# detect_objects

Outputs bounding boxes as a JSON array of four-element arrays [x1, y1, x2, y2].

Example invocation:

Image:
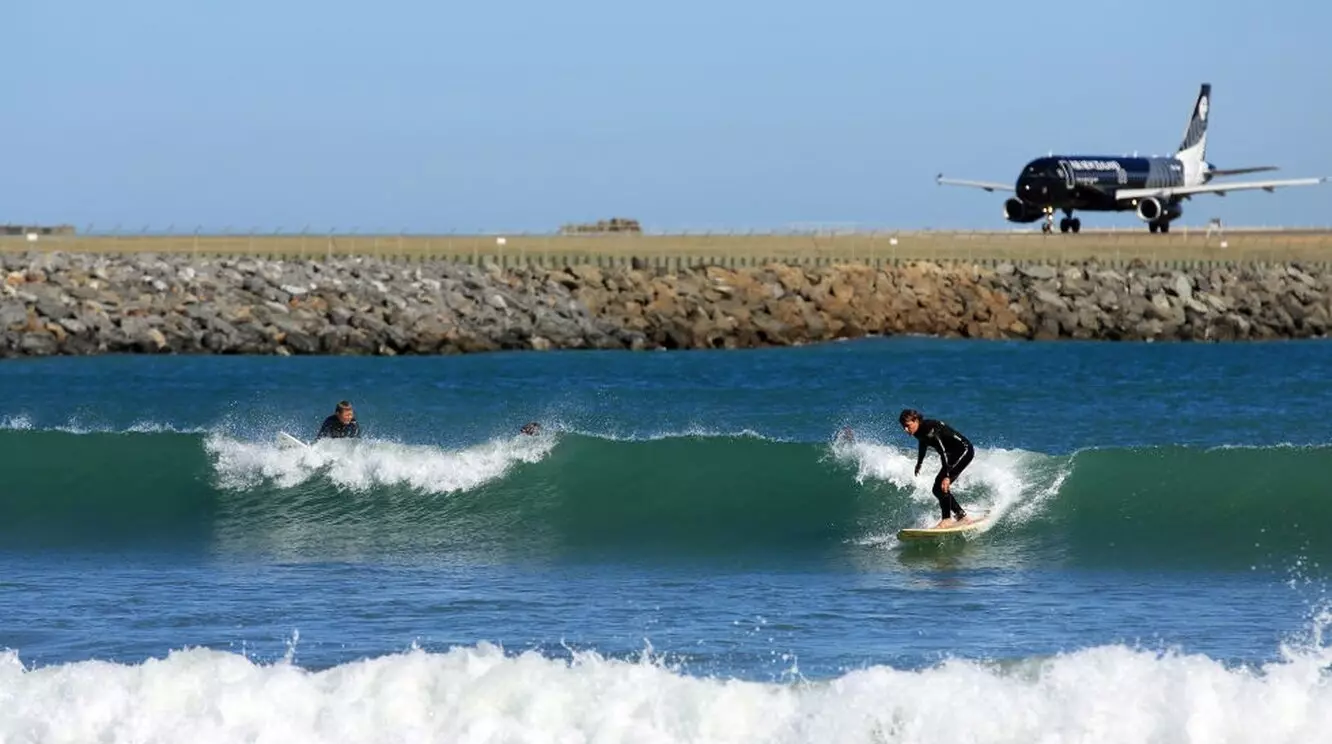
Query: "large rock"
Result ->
[[1170, 273, 1194, 302], [1018, 264, 1057, 280], [1, 303, 29, 331], [20, 331, 59, 356]]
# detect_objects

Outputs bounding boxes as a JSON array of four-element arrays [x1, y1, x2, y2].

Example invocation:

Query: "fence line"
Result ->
[[3, 231, 1332, 271]]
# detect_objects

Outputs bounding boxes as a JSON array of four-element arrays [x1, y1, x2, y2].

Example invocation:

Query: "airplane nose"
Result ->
[[1016, 174, 1059, 201]]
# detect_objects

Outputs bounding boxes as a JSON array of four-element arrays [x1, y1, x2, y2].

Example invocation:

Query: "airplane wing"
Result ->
[[1208, 166, 1278, 178], [936, 174, 1012, 193], [1116, 177, 1326, 200]]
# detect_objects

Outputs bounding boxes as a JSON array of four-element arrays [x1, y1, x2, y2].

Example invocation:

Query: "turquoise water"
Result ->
[[2, 339, 1331, 742]]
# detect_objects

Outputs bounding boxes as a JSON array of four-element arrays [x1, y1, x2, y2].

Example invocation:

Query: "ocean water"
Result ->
[[2, 338, 1331, 743]]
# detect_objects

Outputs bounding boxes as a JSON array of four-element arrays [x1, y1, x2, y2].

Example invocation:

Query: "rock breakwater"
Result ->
[[1, 252, 1327, 357]]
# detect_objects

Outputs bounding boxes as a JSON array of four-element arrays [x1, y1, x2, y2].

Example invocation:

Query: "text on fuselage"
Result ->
[[1066, 160, 1122, 170]]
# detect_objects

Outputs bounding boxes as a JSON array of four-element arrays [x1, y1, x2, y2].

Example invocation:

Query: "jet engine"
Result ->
[[1135, 197, 1182, 223], [1003, 198, 1044, 223]]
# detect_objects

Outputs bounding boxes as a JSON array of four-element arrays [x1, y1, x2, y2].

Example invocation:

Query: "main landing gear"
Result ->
[[1041, 208, 1081, 234], [1147, 220, 1171, 234]]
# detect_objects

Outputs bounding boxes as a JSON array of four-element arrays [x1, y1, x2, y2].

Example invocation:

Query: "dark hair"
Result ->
[[336, 400, 353, 411], [898, 409, 921, 426]]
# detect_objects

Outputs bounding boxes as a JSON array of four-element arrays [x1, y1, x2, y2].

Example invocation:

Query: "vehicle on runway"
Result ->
[[937, 84, 1327, 234]]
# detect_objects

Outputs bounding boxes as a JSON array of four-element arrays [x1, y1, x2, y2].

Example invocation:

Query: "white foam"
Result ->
[[2, 625, 1329, 744], [0, 415, 205, 435], [124, 421, 206, 434], [566, 425, 786, 443], [830, 438, 1069, 542], [204, 431, 556, 495], [1206, 442, 1332, 452], [0, 414, 33, 430]]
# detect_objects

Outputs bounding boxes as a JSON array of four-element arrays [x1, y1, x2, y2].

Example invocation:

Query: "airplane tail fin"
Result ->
[[1176, 83, 1210, 171]]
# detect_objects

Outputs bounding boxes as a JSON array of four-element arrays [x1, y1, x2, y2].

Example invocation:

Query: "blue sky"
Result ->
[[5, 0, 1329, 233]]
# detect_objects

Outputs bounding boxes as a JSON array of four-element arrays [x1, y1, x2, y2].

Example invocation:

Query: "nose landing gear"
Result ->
[[1042, 208, 1081, 234]]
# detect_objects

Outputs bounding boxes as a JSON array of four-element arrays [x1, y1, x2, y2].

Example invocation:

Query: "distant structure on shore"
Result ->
[[1, 224, 75, 236], [558, 217, 642, 235]]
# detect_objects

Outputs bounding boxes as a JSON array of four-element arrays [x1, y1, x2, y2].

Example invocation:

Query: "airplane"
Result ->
[[936, 84, 1327, 234]]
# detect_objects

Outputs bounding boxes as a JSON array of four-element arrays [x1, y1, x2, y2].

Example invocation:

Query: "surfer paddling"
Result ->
[[900, 409, 976, 529], [316, 400, 361, 441]]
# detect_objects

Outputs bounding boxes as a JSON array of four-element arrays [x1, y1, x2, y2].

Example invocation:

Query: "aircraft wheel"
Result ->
[[1059, 218, 1070, 233], [1148, 222, 1159, 234], [1071, 218, 1081, 233]]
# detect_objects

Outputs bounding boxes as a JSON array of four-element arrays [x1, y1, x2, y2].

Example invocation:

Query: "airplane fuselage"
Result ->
[[1014, 155, 1184, 212]]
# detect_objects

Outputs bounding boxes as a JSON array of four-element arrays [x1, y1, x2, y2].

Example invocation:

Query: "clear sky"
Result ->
[[5, 0, 1329, 233]]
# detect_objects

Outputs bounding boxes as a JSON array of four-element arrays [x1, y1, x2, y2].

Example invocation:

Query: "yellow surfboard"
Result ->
[[896, 514, 989, 540]]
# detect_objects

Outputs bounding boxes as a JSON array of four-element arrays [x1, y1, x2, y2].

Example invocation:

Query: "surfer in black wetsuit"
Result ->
[[900, 409, 975, 528], [316, 400, 360, 440]]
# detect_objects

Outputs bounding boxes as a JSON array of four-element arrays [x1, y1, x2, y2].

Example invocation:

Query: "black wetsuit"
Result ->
[[316, 415, 360, 440], [912, 419, 974, 520]]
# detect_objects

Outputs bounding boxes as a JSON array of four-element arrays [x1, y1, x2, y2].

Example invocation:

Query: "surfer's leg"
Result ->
[[941, 493, 965, 521], [937, 465, 969, 524], [943, 446, 974, 520], [950, 445, 974, 479], [932, 471, 958, 522]]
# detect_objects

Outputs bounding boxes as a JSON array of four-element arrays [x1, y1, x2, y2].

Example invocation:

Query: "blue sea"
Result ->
[[2, 338, 1330, 742]]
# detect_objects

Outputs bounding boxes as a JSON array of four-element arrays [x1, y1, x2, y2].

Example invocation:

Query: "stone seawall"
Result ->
[[1, 252, 1327, 357]]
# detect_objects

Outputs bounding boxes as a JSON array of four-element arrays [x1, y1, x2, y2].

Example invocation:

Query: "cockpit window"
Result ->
[[1027, 162, 1060, 178]]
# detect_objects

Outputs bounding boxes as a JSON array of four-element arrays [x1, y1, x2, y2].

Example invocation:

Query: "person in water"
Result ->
[[520, 421, 541, 435], [900, 408, 975, 528], [316, 400, 361, 440]]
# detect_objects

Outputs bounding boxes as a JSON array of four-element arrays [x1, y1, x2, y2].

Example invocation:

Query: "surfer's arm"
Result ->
[[914, 439, 927, 475]]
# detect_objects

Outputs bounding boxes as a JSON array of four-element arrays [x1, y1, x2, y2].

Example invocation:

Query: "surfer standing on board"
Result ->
[[316, 400, 361, 440], [900, 409, 976, 529]]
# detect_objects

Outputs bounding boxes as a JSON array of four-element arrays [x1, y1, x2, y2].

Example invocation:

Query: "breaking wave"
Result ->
[[3, 607, 1330, 744], [0, 427, 1326, 570]]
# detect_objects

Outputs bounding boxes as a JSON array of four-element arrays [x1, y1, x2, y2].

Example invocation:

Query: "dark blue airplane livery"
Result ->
[[938, 84, 1326, 233]]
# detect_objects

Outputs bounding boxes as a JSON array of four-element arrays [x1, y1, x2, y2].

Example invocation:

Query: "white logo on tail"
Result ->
[[1198, 97, 1209, 122]]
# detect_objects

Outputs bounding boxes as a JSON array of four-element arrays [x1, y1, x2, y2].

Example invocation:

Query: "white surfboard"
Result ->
[[277, 431, 310, 449], [896, 513, 989, 541]]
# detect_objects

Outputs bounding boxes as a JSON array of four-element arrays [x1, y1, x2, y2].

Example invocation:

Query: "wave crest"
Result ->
[[204, 432, 556, 494]]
